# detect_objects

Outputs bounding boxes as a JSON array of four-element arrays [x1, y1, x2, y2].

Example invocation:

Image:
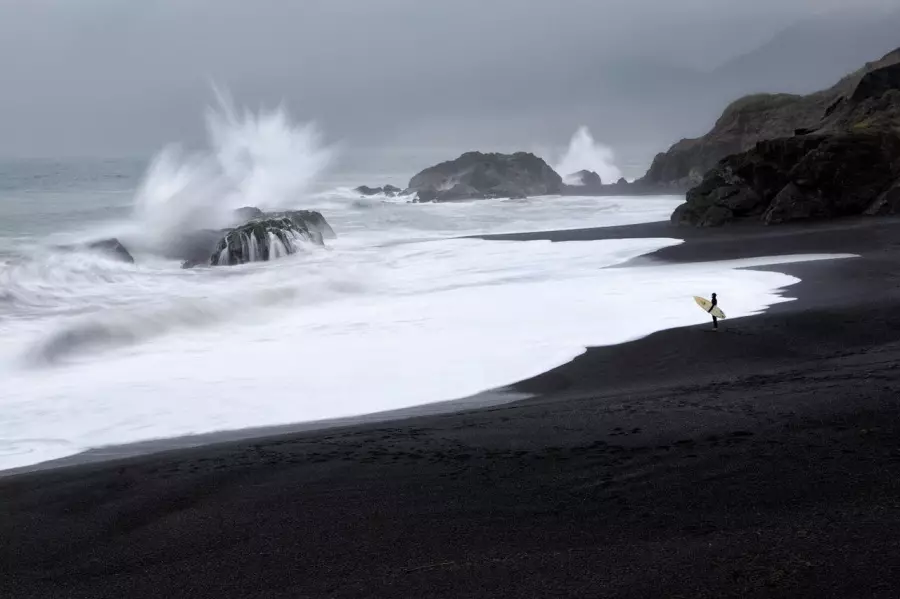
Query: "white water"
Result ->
[[129, 94, 334, 255], [0, 104, 854, 471], [555, 126, 624, 184]]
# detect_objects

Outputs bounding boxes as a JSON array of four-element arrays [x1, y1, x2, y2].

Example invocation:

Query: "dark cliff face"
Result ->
[[643, 94, 824, 188], [669, 48, 900, 227], [644, 48, 900, 190], [819, 63, 900, 135], [672, 134, 900, 226]]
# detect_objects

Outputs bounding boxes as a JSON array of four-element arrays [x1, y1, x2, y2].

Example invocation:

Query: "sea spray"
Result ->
[[128, 91, 335, 256], [554, 126, 623, 185]]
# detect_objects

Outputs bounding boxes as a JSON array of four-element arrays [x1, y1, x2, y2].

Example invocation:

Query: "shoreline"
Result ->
[[4, 217, 900, 597], [1, 389, 529, 477], [2, 217, 859, 477]]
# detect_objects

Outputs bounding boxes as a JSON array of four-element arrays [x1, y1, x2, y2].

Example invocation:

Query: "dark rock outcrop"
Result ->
[[179, 210, 334, 267], [645, 48, 900, 189], [405, 152, 562, 202], [643, 93, 817, 190], [355, 185, 402, 197], [566, 170, 603, 190], [84, 238, 135, 263], [671, 47, 900, 226], [559, 178, 673, 197], [210, 215, 314, 266], [672, 133, 900, 226], [57, 238, 135, 263]]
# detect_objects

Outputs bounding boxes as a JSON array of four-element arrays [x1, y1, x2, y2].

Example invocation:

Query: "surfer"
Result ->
[[709, 293, 718, 331]]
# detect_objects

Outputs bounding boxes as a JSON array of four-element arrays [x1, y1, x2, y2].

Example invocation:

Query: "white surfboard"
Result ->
[[694, 296, 725, 319]]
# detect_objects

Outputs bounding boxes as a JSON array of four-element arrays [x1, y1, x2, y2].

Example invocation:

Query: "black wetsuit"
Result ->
[[710, 296, 718, 329]]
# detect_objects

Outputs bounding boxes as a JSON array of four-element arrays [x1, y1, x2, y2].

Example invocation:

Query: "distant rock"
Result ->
[[559, 170, 660, 196], [559, 176, 670, 197], [672, 133, 900, 226], [84, 238, 134, 263], [566, 170, 603, 189], [405, 152, 563, 202], [355, 184, 403, 197]]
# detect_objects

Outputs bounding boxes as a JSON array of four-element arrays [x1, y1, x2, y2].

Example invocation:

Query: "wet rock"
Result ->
[[355, 185, 403, 197], [210, 217, 309, 266], [566, 170, 603, 189], [672, 133, 900, 226], [207, 210, 335, 266], [406, 151, 563, 202], [84, 238, 134, 263]]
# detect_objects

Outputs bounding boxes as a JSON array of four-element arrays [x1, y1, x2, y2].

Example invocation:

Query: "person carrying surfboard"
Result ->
[[692, 294, 725, 330]]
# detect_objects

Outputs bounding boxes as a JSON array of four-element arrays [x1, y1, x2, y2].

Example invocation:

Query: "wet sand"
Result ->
[[3, 217, 900, 598]]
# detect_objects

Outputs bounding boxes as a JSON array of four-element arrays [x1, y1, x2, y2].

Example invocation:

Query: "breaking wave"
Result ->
[[555, 126, 623, 185], [128, 90, 335, 255]]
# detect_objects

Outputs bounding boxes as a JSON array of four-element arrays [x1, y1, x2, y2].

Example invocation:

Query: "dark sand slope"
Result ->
[[4, 220, 900, 598]]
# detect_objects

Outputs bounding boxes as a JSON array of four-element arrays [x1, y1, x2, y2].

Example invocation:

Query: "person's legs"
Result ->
[[712, 315, 718, 330]]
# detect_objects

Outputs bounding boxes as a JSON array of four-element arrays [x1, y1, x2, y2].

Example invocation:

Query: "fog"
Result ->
[[0, 0, 897, 175]]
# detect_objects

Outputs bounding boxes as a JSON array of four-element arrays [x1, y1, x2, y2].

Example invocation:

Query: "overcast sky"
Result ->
[[0, 0, 897, 174]]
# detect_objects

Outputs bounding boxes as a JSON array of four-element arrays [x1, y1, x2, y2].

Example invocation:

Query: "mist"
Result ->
[[0, 0, 898, 177]]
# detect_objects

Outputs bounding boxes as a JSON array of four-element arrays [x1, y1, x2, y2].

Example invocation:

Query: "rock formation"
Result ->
[[355, 185, 403, 197], [646, 48, 900, 191], [404, 152, 562, 202], [210, 217, 308, 266], [671, 47, 900, 226], [566, 170, 603, 190], [83, 238, 135, 263], [181, 209, 335, 267], [672, 134, 900, 226]]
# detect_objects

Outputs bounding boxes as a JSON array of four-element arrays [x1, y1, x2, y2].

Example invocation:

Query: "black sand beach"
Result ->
[[4, 218, 900, 598]]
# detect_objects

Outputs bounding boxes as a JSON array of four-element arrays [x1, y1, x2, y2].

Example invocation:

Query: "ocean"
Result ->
[[0, 105, 824, 471]]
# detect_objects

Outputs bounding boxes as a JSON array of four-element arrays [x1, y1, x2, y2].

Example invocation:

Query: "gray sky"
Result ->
[[0, 0, 897, 174]]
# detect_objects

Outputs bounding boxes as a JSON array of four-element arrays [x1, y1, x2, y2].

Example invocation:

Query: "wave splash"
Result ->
[[129, 90, 335, 255], [554, 126, 623, 185]]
